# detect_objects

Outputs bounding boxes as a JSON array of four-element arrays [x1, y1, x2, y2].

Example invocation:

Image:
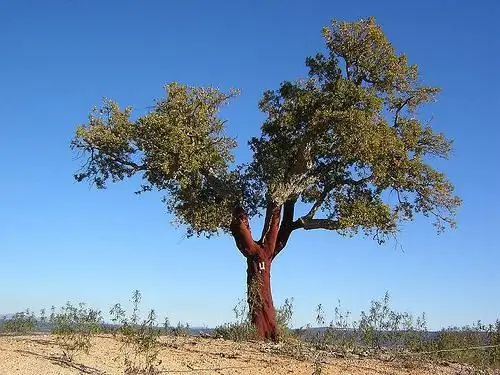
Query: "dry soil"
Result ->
[[0, 334, 475, 375]]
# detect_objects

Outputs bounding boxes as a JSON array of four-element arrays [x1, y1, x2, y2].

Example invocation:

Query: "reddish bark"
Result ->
[[229, 204, 294, 341], [246, 250, 277, 341]]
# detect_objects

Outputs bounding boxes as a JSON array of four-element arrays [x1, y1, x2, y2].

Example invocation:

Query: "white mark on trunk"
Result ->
[[259, 261, 265, 271]]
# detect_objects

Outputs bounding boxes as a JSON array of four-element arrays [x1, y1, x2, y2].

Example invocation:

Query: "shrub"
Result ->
[[2, 309, 37, 334], [430, 320, 500, 370], [276, 298, 295, 339], [50, 302, 102, 362], [358, 292, 427, 351], [316, 300, 357, 354], [214, 297, 296, 342], [169, 321, 190, 337], [110, 290, 163, 375], [213, 298, 256, 341]]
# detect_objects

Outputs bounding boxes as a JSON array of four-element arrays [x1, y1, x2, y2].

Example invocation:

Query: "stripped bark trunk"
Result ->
[[246, 250, 277, 340], [230, 204, 295, 341]]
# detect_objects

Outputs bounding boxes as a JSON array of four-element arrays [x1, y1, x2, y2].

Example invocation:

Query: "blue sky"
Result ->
[[0, 0, 498, 330]]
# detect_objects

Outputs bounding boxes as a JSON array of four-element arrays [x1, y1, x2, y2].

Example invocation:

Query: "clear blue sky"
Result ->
[[1, 0, 498, 330]]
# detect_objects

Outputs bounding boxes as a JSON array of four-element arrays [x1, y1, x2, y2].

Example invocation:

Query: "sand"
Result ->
[[0, 334, 470, 375]]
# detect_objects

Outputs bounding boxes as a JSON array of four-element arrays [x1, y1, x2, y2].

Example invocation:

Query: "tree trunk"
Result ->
[[230, 204, 292, 341], [246, 253, 277, 341]]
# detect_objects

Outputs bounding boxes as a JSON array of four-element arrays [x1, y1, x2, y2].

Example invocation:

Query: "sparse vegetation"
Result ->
[[1, 309, 37, 334], [428, 319, 500, 371], [276, 298, 295, 339], [169, 321, 190, 337], [50, 302, 103, 362], [1, 291, 498, 374], [213, 298, 256, 341], [357, 292, 427, 352], [273, 292, 499, 374], [109, 290, 163, 374]]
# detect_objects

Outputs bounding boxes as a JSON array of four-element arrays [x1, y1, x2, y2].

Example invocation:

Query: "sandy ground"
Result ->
[[0, 334, 473, 375]]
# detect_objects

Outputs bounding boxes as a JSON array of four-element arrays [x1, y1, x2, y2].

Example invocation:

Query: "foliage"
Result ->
[[213, 298, 256, 341], [50, 302, 102, 362], [71, 84, 242, 237], [276, 298, 295, 338], [71, 17, 460, 242], [313, 301, 357, 353], [161, 316, 190, 337], [169, 321, 191, 337], [358, 292, 427, 351], [109, 290, 163, 374], [1, 309, 37, 334], [213, 297, 295, 341], [430, 320, 500, 370]]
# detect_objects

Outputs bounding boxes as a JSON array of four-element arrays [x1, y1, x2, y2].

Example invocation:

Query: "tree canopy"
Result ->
[[72, 17, 461, 243]]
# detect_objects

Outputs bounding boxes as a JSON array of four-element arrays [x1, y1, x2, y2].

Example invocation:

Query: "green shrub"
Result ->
[[169, 321, 190, 337], [315, 301, 357, 353], [276, 298, 295, 339], [430, 320, 500, 370], [110, 290, 163, 375], [2, 309, 37, 334], [358, 292, 427, 351], [50, 302, 102, 362], [213, 298, 256, 341], [214, 297, 296, 342], [488, 319, 500, 368]]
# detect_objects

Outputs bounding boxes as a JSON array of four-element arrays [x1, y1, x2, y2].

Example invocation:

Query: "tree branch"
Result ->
[[294, 217, 341, 231], [345, 57, 351, 80], [108, 153, 146, 173], [260, 202, 282, 256], [230, 205, 258, 258], [393, 95, 414, 127], [76, 138, 146, 174], [342, 174, 373, 187], [304, 187, 330, 220], [281, 197, 296, 227], [259, 197, 275, 243], [273, 197, 298, 259]]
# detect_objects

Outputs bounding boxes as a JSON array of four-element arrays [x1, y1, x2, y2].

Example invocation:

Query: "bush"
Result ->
[[276, 298, 295, 339], [214, 297, 296, 342], [50, 302, 102, 362], [110, 290, 163, 375], [2, 309, 37, 334], [213, 298, 256, 341], [358, 292, 427, 351], [312, 301, 357, 354], [430, 320, 500, 370]]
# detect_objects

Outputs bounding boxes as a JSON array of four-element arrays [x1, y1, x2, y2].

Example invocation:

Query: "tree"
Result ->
[[71, 17, 461, 340]]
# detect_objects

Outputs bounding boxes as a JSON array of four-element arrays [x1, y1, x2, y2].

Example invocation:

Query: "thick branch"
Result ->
[[274, 198, 298, 259], [294, 217, 341, 231], [230, 206, 258, 257], [281, 197, 296, 227], [274, 215, 340, 260], [260, 203, 282, 256], [259, 198, 275, 243]]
